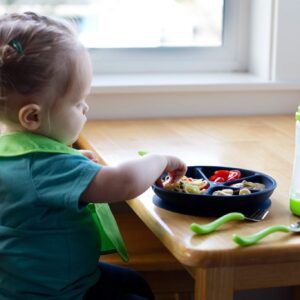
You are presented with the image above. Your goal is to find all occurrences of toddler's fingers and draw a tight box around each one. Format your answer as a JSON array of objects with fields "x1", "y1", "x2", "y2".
[{"x1": 167, "y1": 167, "x2": 187, "y2": 183}]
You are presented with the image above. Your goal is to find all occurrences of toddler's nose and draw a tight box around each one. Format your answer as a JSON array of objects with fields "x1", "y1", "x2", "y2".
[{"x1": 83, "y1": 103, "x2": 89, "y2": 115}]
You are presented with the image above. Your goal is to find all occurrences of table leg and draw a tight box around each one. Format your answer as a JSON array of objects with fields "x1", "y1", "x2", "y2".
[
  {"x1": 194, "y1": 267, "x2": 234, "y2": 300},
  {"x1": 292, "y1": 285, "x2": 300, "y2": 300}
]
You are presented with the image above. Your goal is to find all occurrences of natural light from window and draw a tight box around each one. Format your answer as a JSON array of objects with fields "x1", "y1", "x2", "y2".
[{"x1": 0, "y1": 0, "x2": 224, "y2": 48}]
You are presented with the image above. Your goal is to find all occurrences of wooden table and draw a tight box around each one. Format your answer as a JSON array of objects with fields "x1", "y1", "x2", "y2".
[{"x1": 78, "y1": 115, "x2": 300, "y2": 300}]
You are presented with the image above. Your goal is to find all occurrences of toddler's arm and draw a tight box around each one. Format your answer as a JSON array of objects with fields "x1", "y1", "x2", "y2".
[{"x1": 80, "y1": 154, "x2": 187, "y2": 203}]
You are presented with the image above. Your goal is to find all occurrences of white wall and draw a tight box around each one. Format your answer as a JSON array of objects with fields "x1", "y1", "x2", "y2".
[{"x1": 272, "y1": 0, "x2": 300, "y2": 82}]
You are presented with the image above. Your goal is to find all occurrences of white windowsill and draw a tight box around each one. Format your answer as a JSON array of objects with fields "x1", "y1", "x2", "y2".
[
  {"x1": 91, "y1": 72, "x2": 300, "y2": 94},
  {"x1": 86, "y1": 72, "x2": 300, "y2": 120}
]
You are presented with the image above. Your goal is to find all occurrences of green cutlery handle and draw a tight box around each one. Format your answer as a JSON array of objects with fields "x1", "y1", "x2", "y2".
[
  {"x1": 190, "y1": 212, "x2": 245, "y2": 235},
  {"x1": 232, "y1": 225, "x2": 290, "y2": 246},
  {"x1": 138, "y1": 150, "x2": 148, "y2": 156}
]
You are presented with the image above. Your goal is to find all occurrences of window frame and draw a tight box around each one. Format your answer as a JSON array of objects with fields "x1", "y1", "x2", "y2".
[{"x1": 89, "y1": 0, "x2": 251, "y2": 75}]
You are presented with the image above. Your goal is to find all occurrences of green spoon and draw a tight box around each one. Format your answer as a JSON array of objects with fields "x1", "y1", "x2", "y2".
[
  {"x1": 190, "y1": 212, "x2": 247, "y2": 235},
  {"x1": 231, "y1": 222, "x2": 300, "y2": 246}
]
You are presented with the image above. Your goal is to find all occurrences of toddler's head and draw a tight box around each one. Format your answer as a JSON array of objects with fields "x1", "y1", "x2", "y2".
[{"x1": 0, "y1": 12, "x2": 92, "y2": 144}]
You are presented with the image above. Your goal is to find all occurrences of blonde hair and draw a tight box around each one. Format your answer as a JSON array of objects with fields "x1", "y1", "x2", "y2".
[{"x1": 0, "y1": 12, "x2": 83, "y2": 122}]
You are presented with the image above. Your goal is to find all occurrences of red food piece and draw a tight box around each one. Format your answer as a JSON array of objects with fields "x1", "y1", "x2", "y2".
[
  {"x1": 214, "y1": 176, "x2": 225, "y2": 183},
  {"x1": 227, "y1": 170, "x2": 241, "y2": 181},
  {"x1": 214, "y1": 170, "x2": 230, "y2": 179},
  {"x1": 209, "y1": 172, "x2": 228, "y2": 182},
  {"x1": 209, "y1": 169, "x2": 241, "y2": 183},
  {"x1": 208, "y1": 174, "x2": 217, "y2": 181},
  {"x1": 202, "y1": 182, "x2": 209, "y2": 189}
]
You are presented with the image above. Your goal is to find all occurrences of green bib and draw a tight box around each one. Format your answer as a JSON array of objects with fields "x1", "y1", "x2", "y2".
[{"x1": 0, "y1": 131, "x2": 128, "y2": 262}]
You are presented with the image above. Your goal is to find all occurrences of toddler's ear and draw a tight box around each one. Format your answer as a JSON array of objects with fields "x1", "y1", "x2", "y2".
[{"x1": 18, "y1": 104, "x2": 42, "y2": 131}]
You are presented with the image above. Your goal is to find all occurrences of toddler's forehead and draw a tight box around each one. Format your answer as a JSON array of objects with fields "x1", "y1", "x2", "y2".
[
  {"x1": 71, "y1": 50, "x2": 92, "y2": 95},
  {"x1": 51, "y1": 48, "x2": 91, "y2": 105}
]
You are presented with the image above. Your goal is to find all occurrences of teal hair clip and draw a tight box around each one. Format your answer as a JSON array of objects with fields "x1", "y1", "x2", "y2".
[{"x1": 9, "y1": 39, "x2": 23, "y2": 55}]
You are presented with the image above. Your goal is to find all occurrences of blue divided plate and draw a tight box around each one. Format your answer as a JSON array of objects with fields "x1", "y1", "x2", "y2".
[{"x1": 152, "y1": 166, "x2": 276, "y2": 216}]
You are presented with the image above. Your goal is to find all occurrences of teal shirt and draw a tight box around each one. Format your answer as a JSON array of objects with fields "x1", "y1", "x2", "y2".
[{"x1": 0, "y1": 136, "x2": 103, "y2": 299}]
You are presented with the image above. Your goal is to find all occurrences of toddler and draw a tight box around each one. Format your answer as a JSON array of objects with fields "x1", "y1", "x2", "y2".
[{"x1": 0, "y1": 12, "x2": 187, "y2": 300}]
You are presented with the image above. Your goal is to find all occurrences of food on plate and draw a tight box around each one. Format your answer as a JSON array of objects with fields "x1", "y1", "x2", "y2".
[
  {"x1": 157, "y1": 169, "x2": 266, "y2": 197},
  {"x1": 239, "y1": 188, "x2": 251, "y2": 195},
  {"x1": 212, "y1": 187, "x2": 251, "y2": 196},
  {"x1": 209, "y1": 169, "x2": 241, "y2": 183},
  {"x1": 163, "y1": 176, "x2": 208, "y2": 194},
  {"x1": 212, "y1": 189, "x2": 234, "y2": 196},
  {"x1": 230, "y1": 180, "x2": 265, "y2": 190}
]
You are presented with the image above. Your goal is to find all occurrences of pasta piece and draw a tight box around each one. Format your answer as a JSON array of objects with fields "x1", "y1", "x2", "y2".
[
  {"x1": 212, "y1": 189, "x2": 234, "y2": 196},
  {"x1": 239, "y1": 188, "x2": 251, "y2": 195},
  {"x1": 231, "y1": 180, "x2": 265, "y2": 190}
]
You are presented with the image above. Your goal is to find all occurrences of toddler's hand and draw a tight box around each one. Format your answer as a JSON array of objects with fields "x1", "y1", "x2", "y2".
[
  {"x1": 79, "y1": 150, "x2": 99, "y2": 163},
  {"x1": 164, "y1": 155, "x2": 187, "y2": 183}
]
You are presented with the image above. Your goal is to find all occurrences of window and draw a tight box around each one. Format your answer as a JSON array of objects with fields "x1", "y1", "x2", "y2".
[
  {"x1": 0, "y1": 0, "x2": 250, "y2": 74},
  {"x1": 79, "y1": 0, "x2": 224, "y2": 48}
]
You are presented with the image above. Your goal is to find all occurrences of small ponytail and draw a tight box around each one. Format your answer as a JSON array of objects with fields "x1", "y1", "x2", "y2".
[{"x1": 0, "y1": 41, "x2": 23, "y2": 67}]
